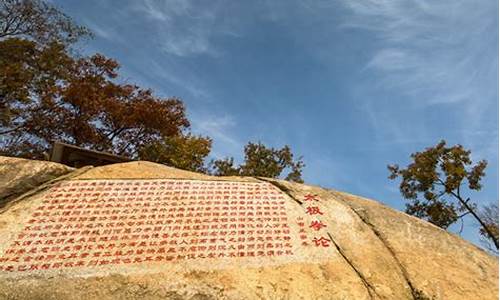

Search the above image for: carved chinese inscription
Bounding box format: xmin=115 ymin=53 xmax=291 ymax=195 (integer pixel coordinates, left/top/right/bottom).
xmin=297 ymin=193 xmax=332 ymax=248
xmin=0 ymin=179 xmax=294 ymax=272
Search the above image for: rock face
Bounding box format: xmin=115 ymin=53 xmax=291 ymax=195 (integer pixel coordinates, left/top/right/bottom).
xmin=0 ymin=156 xmax=74 ymax=208
xmin=0 ymin=157 xmax=497 ymax=300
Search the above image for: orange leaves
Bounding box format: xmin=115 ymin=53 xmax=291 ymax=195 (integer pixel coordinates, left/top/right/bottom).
xmin=0 ymin=36 xmax=190 ymax=160
xmin=388 ymin=140 xmax=488 ymax=230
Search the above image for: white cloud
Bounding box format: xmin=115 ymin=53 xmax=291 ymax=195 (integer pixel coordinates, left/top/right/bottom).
xmin=132 ymin=0 xmax=229 ymax=57
xmin=82 ymin=19 xmax=112 ymax=39
xmin=160 ymin=32 xmax=215 ymax=57
xmin=338 ymin=0 xmax=498 ymax=157
xmin=341 ymin=0 xmax=498 ymax=108
xmin=189 ymin=113 xmax=242 ymax=160
xmin=366 ymin=48 xmax=418 ymax=72
xmin=146 ymin=59 xmax=210 ymax=100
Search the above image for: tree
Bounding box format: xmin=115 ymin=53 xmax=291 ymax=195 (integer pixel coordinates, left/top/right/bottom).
xmin=388 ymin=140 xmax=498 ymax=250
xmin=478 ymin=203 xmax=499 ymax=254
xmin=0 ymin=37 xmax=196 ymax=160
xmin=0 ymin=38 xmax=72 ymax=155
xmin=0 ymin=0 xmax=90 ymax=45
xmin=0 ymin=0 xmax=211 ymax=167
xmin=138 ymin=134 xmax=212 ymax=173
xmin=0 ymin=0 xmax=306 ymax=179
xmin=210 ymin=142 xmax=305 ymax=182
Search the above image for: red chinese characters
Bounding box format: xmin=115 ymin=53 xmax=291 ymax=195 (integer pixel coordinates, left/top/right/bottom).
xmin=303 ymin=194 xmax=319 ymax=202
xmin=309 ymin=220 xmax=327 ymax=231
xmin=0 ymin=180 xmax=295 ymax=272
xmin=305 ymin=206 xmax=323 ymax=215
xmin=296 ymin=217 xmax=309 ymax=246
xmin=312 ymin=236 xmax=331 ymax=247
xmin=301 ymin=193 xmax=332 ymax=248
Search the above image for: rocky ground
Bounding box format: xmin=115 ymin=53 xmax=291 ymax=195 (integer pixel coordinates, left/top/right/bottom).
xmin=0 ymin=156 xmax=497 ymax=299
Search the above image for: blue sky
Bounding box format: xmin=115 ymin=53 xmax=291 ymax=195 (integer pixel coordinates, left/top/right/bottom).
xmin=53 ymin=0 xmax=498 ymax=248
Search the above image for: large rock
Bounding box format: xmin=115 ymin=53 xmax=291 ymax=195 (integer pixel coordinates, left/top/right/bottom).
xmin=0 ymin=157 xmax=497 ymax=299
xmin=0 ymin=156 xmax=74 ymax=208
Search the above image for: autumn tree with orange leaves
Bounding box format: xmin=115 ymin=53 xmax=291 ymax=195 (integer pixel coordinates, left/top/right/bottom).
xmin=0 ymin=0 xmax=210 ymax=171
xmin=0 ymin=0 xmax=304 ymax=179
xmin=388 ymin=140 xmax=498 ymax=251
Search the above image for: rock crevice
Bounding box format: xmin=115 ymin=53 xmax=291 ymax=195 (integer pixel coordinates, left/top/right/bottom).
xmin=336 ymin=196 xmax=421 ymax=300
xmin=0 ymin=157 xmax=497 ymax=300
xmin=326 ymin=231 xmax=379 ymax=299
xmin=257 ymin=177 xmax=380 ymax=299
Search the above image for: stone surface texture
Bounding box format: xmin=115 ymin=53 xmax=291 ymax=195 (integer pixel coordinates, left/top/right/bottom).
xmin=0 ymin=157 xmax=497 ymax=300
xmin=0 ymin=156 xmax=74 ymax=208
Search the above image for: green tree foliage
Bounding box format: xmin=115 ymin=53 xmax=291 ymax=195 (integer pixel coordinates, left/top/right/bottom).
xmin=210 ymin=157 xmax=241 ymax=177
xmin=388 ymin=140 xmax=498 ymax=250
xmin=138 ymin=134 xmax=212 ymax=173
xmin=210 ymin=142 xmax=305 ymax=182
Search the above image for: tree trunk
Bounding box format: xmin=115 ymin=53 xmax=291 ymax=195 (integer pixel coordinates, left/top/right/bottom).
xmin=456 ymin=195 xmax=499 ymax=250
